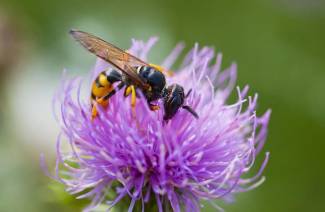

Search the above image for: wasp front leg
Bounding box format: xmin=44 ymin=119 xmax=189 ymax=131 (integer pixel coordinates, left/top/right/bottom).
xmin=124 ymin=85 xmax=137 ymax=118
xmin=147 ymin=100 xmax=160 ymax=111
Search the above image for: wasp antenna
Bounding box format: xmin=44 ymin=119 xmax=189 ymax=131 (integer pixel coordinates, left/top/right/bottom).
xmin=182 ymin=105 xmax=199 ymax=119
xmin=186 ymin=89 xmax=192 ymax=98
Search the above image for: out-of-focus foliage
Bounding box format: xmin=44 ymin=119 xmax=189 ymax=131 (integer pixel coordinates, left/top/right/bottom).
xmin=0 ymin=0 xmax=324 ymax=211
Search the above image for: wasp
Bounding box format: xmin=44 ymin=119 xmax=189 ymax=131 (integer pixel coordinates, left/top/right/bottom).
xmin=70 ymin=30 xmax=198 ymax=121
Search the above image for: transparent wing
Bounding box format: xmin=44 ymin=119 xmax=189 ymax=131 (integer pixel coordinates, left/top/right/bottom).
xmin=70 ymin=29 xmax=149 ymax=88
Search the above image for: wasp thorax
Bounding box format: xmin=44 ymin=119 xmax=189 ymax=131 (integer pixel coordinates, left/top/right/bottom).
xmin=138 ymin=66 xmax=166 ymax=100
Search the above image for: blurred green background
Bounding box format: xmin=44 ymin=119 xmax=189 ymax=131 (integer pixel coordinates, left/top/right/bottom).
xmin=0 ymin=0 xmax=324 ymax=211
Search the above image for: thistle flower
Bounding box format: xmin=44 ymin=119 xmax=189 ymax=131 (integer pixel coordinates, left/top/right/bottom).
xmin=46 ymin=37 xmax=271 ymax=211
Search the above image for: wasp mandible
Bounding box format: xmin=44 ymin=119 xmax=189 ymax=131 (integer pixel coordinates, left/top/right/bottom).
xmin=70 ymin=30 xmax=198 ymax=121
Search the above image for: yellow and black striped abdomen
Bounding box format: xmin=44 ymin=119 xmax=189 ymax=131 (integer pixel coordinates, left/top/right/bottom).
xmin=91 ymin=72 xmax=114 ymax=101
xmin=90 ymin=72 xmax=116 ymax=119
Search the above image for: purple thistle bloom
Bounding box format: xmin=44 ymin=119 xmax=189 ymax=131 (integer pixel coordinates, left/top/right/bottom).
xmin=47 ymin=37 xmax=271 ymax=211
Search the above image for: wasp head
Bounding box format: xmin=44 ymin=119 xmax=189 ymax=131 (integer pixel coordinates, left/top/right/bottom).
xmin=162 ymin=84 xmax=199 ymax=121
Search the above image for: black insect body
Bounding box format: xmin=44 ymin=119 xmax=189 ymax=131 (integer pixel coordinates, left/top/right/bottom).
xmin=163 ymin=84 xmax=199 ymax=120
xmin=70 ymin=29 xmax=198 ymax=121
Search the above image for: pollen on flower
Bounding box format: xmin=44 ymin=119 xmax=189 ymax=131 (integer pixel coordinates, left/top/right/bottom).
xmin=44 ymin=37 xmax=271 ymax=212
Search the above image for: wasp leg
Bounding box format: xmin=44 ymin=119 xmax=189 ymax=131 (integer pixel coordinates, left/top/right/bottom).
xmin=101 ymin=81 xmax=125 ymax=101
xmin=130 ymin=85 xmax=137 ymax=116
xmin=149 ymin=63 xmax=174 ymax=77
xmin=124 ymin=85 xmax=132 ymax=97
xmin=124 ymin=85 xmax=137 ymax=117
xmin=182 ymin=105 xmax=199 ymax=119
xmin=91 ymin=101 xmax=100 ymax=119
xmin=148 ymin=101 xmax=160 ymax=111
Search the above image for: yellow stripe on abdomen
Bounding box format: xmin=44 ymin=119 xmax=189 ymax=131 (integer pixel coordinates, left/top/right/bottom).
xmin=91 ymin=73 xmax=114 ymax=99
xmin=91 ymin=83 xmax=114 ymax=98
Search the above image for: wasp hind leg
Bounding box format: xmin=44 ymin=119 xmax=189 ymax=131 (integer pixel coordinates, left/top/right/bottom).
xmin=91 ymin=101 xmax=99 ymax=120
xmin=91 ymin=98 xmax=109 ymax=120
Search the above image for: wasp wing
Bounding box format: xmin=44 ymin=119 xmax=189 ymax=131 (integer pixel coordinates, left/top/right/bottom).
xmin=70 ymin=29 xmax=149 ymax=89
